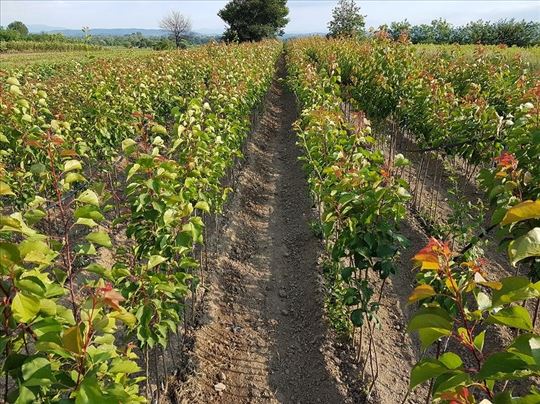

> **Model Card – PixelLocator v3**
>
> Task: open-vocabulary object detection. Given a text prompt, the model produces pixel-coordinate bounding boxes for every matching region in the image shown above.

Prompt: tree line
[327,1,539,47]
[0,20,213,51]
[384,18,540,47]
[2,0,539,48]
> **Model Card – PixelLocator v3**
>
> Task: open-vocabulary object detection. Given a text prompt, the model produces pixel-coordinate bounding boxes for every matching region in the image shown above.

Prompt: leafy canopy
[218,0,289,42]
[328,0,365,38]
[7,21,28,36]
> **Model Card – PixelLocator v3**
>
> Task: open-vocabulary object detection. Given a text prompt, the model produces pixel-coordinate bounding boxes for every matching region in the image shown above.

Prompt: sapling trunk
[412,155,425,209]
[153,348,161,402]
[533,298,540,329]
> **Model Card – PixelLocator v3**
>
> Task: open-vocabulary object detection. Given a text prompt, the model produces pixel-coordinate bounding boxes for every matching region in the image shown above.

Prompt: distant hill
[28,24,68,33]
[28,25,217,38]
[282,32,326,39]
[27,25,323,39]
[51,28,167,37]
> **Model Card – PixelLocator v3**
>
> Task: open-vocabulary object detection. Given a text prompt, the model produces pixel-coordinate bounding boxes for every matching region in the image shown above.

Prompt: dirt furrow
[174,60,356,404]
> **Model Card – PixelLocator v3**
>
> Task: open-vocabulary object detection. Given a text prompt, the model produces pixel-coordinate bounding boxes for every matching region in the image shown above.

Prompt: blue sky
[1,1,539,34]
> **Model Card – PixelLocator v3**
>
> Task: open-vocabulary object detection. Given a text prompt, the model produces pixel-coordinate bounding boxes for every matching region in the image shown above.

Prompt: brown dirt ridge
[173,59,363,403]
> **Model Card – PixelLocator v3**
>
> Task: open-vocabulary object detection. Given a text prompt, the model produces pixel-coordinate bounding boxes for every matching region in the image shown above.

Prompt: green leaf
[194,201,210,213]
[7,77,20,86]
[85,263,111,278]
[163,209,175,225]
[9,84,22,96]
[127,163,140,180]
[0,181,15,196]
[477,352,533,380]
[15,385,37,403]
[350,308,364,326]
[487,305,532,331]
[19,239,55,264]
[75,375,104,404]
[74,205,104,222]
[35,341,72,359]
[75,217,98,227]
[507,333,540,365]
[15,277,46,296]
[3,213,35,236]
[110,310,136,327]
[30,163,46,175]
[147,254,167,269]
[75,243,96,255]
[65,172,86,184]
[0,242,21,266]
[85,231,112,248]
[407,307,453,348]
[151,124,167,135]
[63,326,82,354]
[109,359,141,374]
[4,352,26,371]
[438,352,462,369]
[409,359,448,389]
[12,293,40,323]
[121,138,137,153]
[474,331,486,352]
[508,228,540,266]
[56,306,75,326]
[491,206,507,226]
[495,390,540,404]
[38,299,57,316]
[492,276,540,307]
[63,159,82,172]
[432,371,470,395]
[24,209,47,225]
[21,357,53,386]
[77,190,99,207]
[32,317,63,338]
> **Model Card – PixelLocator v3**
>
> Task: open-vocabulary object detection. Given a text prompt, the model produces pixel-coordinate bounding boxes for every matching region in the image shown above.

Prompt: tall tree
[7,21,28,36]
[389,20,412,41]
[328,0,365,38]
[159,11,192,48]
[218,0,289,42]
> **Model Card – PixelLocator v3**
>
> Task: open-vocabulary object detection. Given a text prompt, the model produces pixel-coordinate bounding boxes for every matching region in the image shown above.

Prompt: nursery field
[0,48,155,69]
[1,37,539,404]
[414,43,540,71]
[286,36,540,403]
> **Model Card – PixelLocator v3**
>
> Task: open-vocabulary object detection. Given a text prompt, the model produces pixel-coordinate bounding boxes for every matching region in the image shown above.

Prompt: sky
[1,0,539,34]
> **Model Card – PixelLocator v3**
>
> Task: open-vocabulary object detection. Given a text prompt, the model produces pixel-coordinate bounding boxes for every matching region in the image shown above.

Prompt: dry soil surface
[174,60,363,403]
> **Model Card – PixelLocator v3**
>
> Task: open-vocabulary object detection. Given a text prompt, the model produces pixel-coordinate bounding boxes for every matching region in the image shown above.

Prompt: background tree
[7,21,28,36]
[430,18,453,43]
[218,0,289,42]
[389,20,411,41]
[159,11,192,48]
[328,0,365,38]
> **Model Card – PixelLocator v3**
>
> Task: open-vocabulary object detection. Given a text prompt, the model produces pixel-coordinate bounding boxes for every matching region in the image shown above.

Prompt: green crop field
[414,43,540,71]
[0,48,155,69]
[1,2,539,403]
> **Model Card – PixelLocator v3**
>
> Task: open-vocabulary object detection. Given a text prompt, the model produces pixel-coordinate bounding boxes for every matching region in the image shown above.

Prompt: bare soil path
[175,60,357,403]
